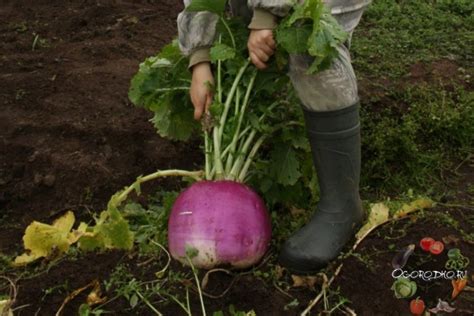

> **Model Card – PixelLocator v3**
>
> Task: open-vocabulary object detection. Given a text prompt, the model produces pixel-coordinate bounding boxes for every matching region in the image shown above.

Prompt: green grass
[353,0,473,77]
[352,0,473,196]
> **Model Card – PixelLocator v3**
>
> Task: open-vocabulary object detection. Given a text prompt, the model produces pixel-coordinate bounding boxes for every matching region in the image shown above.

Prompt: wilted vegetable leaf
[78,232,106,251]
[14,211,76,266]
[291,275,318,288]
[355,203,389,239]
[78,209,134,251]
[96,215,134,249]
[0,300,13,316]
[87,280,107,306]
[392,198,434,219]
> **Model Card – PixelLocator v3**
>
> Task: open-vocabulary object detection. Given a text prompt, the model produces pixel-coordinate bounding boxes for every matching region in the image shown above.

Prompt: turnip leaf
[186,0,226,15]
[270,144,301,186]
[276,26,312,54]
[210,43,236,62]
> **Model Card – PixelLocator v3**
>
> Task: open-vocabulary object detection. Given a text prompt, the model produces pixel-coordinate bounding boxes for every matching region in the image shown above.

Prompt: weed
[348,252,376,273]
[122,190,178,253]
[10,21,28,33]
[283,298,299,311]
[41,282,69,303]
[82,187,94,204]
[31,33,50,51]
[78,303,109,316]
[15,89,26,101]
[213,305,257,316]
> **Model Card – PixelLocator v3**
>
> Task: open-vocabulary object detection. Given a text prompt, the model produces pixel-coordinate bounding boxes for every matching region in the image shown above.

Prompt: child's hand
[248,29,276,69]
[190,62,214,120]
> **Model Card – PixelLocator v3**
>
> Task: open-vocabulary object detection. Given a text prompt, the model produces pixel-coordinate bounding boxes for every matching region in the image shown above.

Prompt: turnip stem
[234,87,241,117]
[258,101,280,122]
[225,72,257,174]
[238,135,266,182]
[221,126,251,160]
[204,132,211,180]
[217,35,223,103]
[213,127,224,179]
[218,62,249,143]
[112,170,204,208]
[228,129,256,180]
[219,17,236,49]
[185,288,191,315]
[214,62,249,178]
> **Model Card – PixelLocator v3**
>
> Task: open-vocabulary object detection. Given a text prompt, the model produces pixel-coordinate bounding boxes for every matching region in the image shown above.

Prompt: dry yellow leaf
[13,211,76,266]
[52,211,75,232]
[291,275,318,288]
[392,198,434,219]
[87,280,107,306]
[0,300,13,316]
[355,203,390,239]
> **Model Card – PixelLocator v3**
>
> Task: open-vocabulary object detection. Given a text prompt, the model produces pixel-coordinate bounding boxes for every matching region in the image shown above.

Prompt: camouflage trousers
[230,0,370,112]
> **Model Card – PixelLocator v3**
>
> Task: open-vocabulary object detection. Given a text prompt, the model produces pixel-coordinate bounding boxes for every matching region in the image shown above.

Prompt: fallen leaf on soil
[291,275,318,289]
[428,299,456,314]
[452,278,468,299]
[355,203,389,239]
[0,300,13,316]
[13,211,77,266]
[392,198,434,219]
[87,280,107,306]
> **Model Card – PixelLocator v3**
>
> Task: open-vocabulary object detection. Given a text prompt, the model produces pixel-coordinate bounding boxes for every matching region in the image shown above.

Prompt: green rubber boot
[279,102,366,274]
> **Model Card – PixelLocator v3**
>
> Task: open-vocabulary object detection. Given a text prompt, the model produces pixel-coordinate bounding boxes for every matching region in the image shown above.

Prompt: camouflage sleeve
[247,0,294,29]
[247,0,294,17]
[177,0,218,68]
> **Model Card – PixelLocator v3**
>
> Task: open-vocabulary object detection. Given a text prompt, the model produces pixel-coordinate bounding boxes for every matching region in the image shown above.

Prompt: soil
[0,1,472,315]
[0,0,201,254]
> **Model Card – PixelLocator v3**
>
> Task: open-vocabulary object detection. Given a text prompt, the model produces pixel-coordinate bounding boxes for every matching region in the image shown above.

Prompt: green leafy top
[276,0,348,73]
[185,0,227,15]
[128,0,347,206]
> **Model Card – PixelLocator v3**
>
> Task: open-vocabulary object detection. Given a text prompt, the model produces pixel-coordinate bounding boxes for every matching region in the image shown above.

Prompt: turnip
[169,180,271,268]
[127,0,348,269]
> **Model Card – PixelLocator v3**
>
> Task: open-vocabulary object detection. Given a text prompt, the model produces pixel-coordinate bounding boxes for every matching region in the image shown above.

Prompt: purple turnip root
[168,180,271,269]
